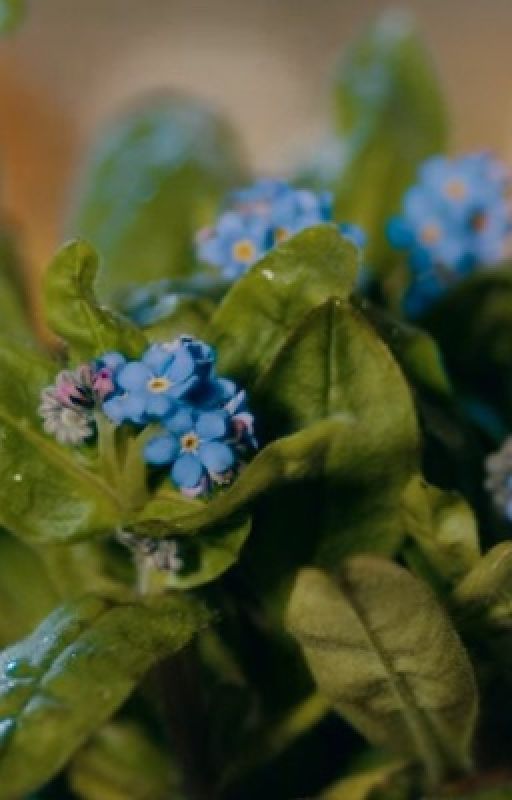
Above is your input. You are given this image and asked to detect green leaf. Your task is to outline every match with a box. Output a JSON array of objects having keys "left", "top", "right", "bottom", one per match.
[
  {"left": 287, "top": 558, "right": 478, "bottom": 787},
  {"left": 44, "top": 240, "right": 147, "bottom": 362},
  {"left": 0, "top": 230, "right": 32, "bottom": 338},
  {"left": 212, "top": 225, "right": 358, "bottom": 385},
  {"left": 402, "top": 476, "right": 481, "bottom": 583},
  {"left": 332, "top": 11, "right": 447, "bottom": 275},
  {"left": 0, "top": 0, "right": 24, "bottom": 33},
  {"left": 423, "top": 266, "right": 512, "bottom": 426},
  {"left": 364, "top": 304, "right": 452, "bottom": 398},
  {"left": 69, "top": 719, "right": 184, "bottom": 800},
  {"left": 68, "top": 96, "right": 243, "bottom": 298},
  {"left": 454, "top": 542, "right": 512, "bottom": 624},
  {"left": 0, "top": 337, "right": 122, "bottom": 542},
  {"left": 0, "top": 593, "right": 208, "bottom": 795},
  {"left": 0, "top": 530, "right": 59, "bottom": 646},
  {"left": 321, "top": 760, "right": 407, "bottom": 800}
]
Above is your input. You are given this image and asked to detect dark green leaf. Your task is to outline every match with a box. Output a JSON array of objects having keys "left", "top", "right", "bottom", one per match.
[
  {"left": 69, "top": 719, "right": 184, "bottom": 800},
  {"left": 44, "top": 240, "right": 147, "bottom": 361},
  {"left": 68, "top": 96, "right": 243, "bottom": 297},
  {"left": 332, "top": 11, "right": 447, "bottom": 275},
  {"left": 423, "top": 266, "right": 512, "bottom": 426},
  {"left": 402, "top": 476, "right": 481, "bottom": 582},
  {"left": 0, "top": 337, "right": 122, "bottom": 542},
  {"left": 212, "top": 225, "right": 358, "bottom": 386},
  {"left": 287, "top": 558, "right": 478, "bottom": 786},
  {"left": 0, "top": 593, "right": 208, "bottom": 795}
]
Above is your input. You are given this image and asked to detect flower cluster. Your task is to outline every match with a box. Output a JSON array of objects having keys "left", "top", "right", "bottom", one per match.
[
  {"left": 485, "top": 436, "right": 512, "bottom": 522},
  {"left": 39, "top": 336, "right": 257, "bottom": 497},
  {"left": 388, "top": 152, "right": 512, "bottom": 316},
  {"left": 196, "top": 178, "right": 366, "bottom": 280}
]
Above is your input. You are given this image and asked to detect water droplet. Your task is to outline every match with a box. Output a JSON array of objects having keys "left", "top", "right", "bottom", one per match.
[
  {"left": 5, "top": 659, "right": 33, "bottom": 679},
  {"left": 12, "top": 474, "right": 22, "bottom": 482},
  {"left": 261, "top": 269, "right": 275, "bottom": 281},
  {"left": 0, "top": 718, "right": 16, "bottom": 748}
]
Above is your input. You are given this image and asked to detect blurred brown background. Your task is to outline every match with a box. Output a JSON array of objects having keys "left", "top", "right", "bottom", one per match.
[{"left": 1, "top": 0, "right": 512, "bottom": 274}]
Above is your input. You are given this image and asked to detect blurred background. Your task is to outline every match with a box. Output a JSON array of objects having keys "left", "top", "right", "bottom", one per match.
[{"left": 1, "top": 0, "right": 512, "bottom": 275}]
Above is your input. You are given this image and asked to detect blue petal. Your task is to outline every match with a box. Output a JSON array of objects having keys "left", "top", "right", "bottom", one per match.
[
  {"left": 165, "top": 407, "right": 196, "bottom": 436},
  {"left": 121, "top": 393, "right": 147, "bottom": 424},
  {"left": 117, "top": 362, "right": 152, "bottom": 391},
  {"left": 198, "top": 441, "right": 234, "bottom": 473},
  {"left": 98, "top": 352, "right": 126, "bottom": 371},
  {"left": 169, "top": 374, "right": 198, "bottom": 399},
  {"left": 144, "top": 435, "right": 179, "bottom": 466},
  {"left": 196, "top": 410, "right": 229, "bottom": 441},
  {"left": 145, "top": 393, "right": 174, "bottom": 418},
  {"left": 143, "top": 343, "right": 174, "bottom": 373},
  {"left": 102, "top": 395, "right": 127, "bottom": 424},
  {"left": 166, "top": 348, "right": 195, "bottom": 383},
  {"left": 171, "top": 453, "right": 204, "bottom": 488}
]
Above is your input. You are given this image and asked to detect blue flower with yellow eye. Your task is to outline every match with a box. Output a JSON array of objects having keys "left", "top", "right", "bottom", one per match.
[
  {"left": 103, "top": 338, "right": 214, "bottom": 424},
  {"left": 388, "top": 152, "right": 512, "bottom": 316},
  {"left": 197, "top": 211, "right": 272, "bottom": 280},
  {"left": 197, "top": 179, "right": 366, "bottom": 279},
  {"left": 144, "top": 407, "right": 240, "bottom": 495}
]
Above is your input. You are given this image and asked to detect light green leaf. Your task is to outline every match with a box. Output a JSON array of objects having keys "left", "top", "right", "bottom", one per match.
[
  {"left": 70, "top": 719, "right": 184, "bottom": 800},
  {"left": 212, "top": 225, "right": 358, "bottom": 385},
  {"left": 332, "top": 10, "right": 447, "bottom": 274},
  {"left": 68, "top": 96, "right": 243, "bottom": 297},
  {"left": 0, "top": 337, "right": 122, "bottom": 542},
  {"left": 402, "top": 476, "right": 481, "bottom": 582},
  {"left": 454, "top": 542, "right": 512, "bottom": 624},
  {"left": 44, "top": 240, "right": 147, "bottom": 361},
  {"left": 0, "top": 530, "right": 59, "bottom": 647},
  {"left": 0, "top": 593, "right": 209, "bottom": 796},
  {"left": 0, "top": 0, "right": 24, "bottom": 33},
  {"left": 287, "top": 558, "right": 478, "bottom": 786}
]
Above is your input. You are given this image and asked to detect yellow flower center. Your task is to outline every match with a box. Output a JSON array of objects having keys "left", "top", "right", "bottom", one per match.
[
  {"left": 445, "top": 179, "right": 467, "bottom": 200},
  {"left": 147, "top": 377, "right": 171, "bottom": 393},
  {"left": 420, "top": 222, "right": 441, "bottom": 245},
  {"left": 181, "top": 432, "right": 200, "bottom": 452},
  {"left": 275, "top": 227, "right": 290, "bottom": 244},
  {"left": 232, "top": 239, "right": 256, "bottom": 263}
]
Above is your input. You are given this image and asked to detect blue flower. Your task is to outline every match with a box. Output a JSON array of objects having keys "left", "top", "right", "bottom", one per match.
[
  {"left": 144, "top": 407, "right": 238, "bottom": 494},
  {"left": 103, "top": 337, "right": 214, "bottom": 425},
  {"left": 197, "top": 178, "right": 366, "bottom": 279},
  {"left": 388, "top": 152, "right": 512, "bottom": 316},
  {"left": 269, "top": 188, "right": 333, "bottom": 243},
  {"left": 197, "top": 211, "right": 272, "bottom": 280}
]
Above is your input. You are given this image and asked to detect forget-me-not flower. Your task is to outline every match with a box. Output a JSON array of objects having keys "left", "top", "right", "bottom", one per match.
[{"left": 388, "top": 152, "right": 512, "bottom": 315}]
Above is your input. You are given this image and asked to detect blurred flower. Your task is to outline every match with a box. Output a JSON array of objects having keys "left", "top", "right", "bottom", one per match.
[
  {"left": 197, "top": 211, "right": 271, "bottom": 280},
  {"left": 485, "top": 436, "right": 512, "bottom": 522},
  {"left": 197, "top": 178, "right": 365, "bottom": 279},
  {"left": 39, "top": 388, "right": 94, "bottom": 445},
  {"left": 388, "top": 152, "right": 512, "bottom": 316}
]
